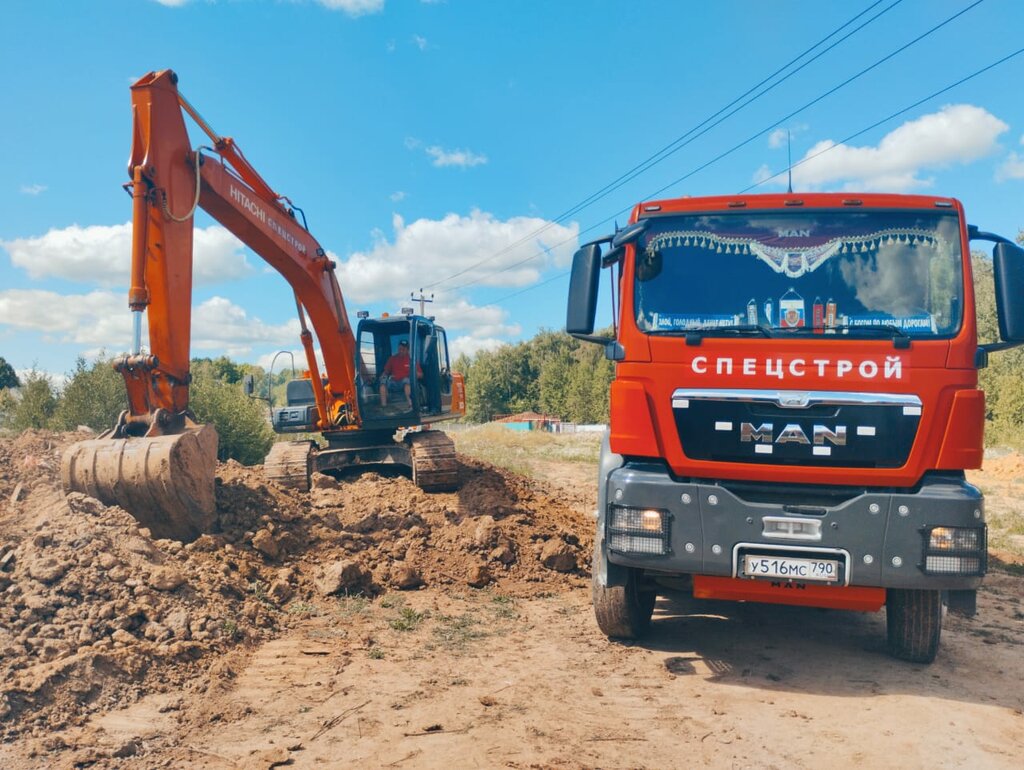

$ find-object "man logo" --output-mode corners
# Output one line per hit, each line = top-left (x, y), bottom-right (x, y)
(740, 422), (847, 446)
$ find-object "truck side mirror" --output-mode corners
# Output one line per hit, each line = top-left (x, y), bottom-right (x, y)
(993, 241), (1024, 342)
(566, 243), (602, 336)
(242, 374), (255, 396)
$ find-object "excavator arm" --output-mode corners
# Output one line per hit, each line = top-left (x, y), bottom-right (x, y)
(62, 69), (363, 539)
(121, 69), (359, 433)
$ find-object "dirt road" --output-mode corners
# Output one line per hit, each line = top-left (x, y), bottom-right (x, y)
(1, 430), (1022, 768)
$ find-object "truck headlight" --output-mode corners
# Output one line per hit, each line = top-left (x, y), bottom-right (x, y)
(922, 526), (986, 576)
(928, 527), (980, 551)
(608, 506), (671, 556)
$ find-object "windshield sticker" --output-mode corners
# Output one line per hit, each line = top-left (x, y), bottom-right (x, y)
(846, 313), (936, 332)
(651, 313), (739, 330)
(646, 228), (946, 279)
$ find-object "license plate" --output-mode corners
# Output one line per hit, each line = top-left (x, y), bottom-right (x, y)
(742, 554), (840, 583)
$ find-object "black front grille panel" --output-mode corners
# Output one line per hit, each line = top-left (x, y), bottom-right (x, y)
(673, 393), (920, 468)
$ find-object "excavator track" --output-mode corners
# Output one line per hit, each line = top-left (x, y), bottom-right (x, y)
(264, 440), (316, 492)
(406, 430), (459, 492)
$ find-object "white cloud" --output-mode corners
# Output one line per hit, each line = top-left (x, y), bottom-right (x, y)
(768, 129), (788, 150)
(413, 34), (429, 51)
(1, 222), (252, 287)
(19, 184), (47, 196)
(315, 0), (385, 15)
(425, 145), (488, 168)
(776, 104), (1008, 192)
(997, 153), (1024, 181)
(389, 190), (407, 202)
(448, 335), (506, 361)
(152, 0), (385, 15)
(334, 209), (579, 303)
(767, 123), (808, 150)
(191, 296), (300, 356)
(432, 297), (520, 338)
(0, 289), (297, 358)
(996, 135), (1024, 181)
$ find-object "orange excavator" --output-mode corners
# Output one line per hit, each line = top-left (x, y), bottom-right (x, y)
(61, 70), (465, 540)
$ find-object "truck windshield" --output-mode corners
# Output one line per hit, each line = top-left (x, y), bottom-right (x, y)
(633, 209), (963, 338)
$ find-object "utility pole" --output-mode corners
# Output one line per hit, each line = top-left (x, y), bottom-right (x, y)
(411, 289), (434, 316)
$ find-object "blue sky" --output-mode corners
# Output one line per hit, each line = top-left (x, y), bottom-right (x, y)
(1, 0), (1022, 379)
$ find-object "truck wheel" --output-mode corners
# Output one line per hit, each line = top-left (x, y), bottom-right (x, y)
(885, 589), (942, 663)
(592, 566), (657, 640)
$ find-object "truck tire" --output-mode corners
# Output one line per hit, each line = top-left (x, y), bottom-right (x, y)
(885, 588), (942, 663)
(592, 565), (657, 640)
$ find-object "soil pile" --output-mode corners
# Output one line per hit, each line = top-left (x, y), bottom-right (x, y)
(977, 452), (1024, 482)
(0, 430), (591, 741)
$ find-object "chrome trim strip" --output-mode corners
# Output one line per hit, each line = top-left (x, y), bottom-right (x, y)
(732, 542), (852, 586)
(671, 388), (922, 409)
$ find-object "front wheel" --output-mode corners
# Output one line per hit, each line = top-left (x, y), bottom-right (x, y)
(592, 561), (657, 640)
(886, 588), (942, 663)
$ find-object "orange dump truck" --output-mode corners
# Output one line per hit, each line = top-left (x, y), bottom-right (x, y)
(567, 192), (1024, 662)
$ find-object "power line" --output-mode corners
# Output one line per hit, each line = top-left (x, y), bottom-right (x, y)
(444, 0), (985, 297)
(740, 46), (1024, 193)
(423, 0), (903, 290)
(441, 42), (1022, 326)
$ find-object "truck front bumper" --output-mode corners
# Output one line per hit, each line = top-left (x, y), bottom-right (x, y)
(600, 464), (986, 591)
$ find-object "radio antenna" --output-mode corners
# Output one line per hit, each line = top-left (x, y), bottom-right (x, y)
(787, 130), (794, 194)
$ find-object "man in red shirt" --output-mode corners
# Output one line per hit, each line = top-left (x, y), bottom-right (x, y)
(379, 339), (422, 409)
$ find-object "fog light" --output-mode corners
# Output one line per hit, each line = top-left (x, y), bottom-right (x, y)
(925, 555), (983, 574)
(922, 526), (986, 577)
(928, 527), (979, 551)
(608, 505), (670, 556)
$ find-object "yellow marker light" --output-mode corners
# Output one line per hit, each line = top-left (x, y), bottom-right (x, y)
(641, 510), (663, 532)
(929, 527), (954, 550)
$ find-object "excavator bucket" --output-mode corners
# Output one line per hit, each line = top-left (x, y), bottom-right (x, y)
(61, 424), (218, 542)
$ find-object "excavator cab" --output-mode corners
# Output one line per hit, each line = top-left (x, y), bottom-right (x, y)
(353, 314), (455, 426)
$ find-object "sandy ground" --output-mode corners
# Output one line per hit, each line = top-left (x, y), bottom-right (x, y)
(1, 431), (1022, 769)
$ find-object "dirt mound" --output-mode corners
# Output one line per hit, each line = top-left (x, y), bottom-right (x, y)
(0, 431), (591, 741)
(977, 452), (1024, 481)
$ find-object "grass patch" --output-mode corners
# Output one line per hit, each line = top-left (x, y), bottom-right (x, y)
(389, 606), (427, 632)
(337, 594), (371, 617)
(286, 601), (321, 617)
(490, 594), (520, 620)
(451, 424), (602, 473)
(431, 612), (487, 650)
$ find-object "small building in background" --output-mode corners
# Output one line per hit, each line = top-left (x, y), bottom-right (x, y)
(492, 411), (561, 432)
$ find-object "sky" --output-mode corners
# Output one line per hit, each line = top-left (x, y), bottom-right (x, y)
(1, 0), (1023, 381)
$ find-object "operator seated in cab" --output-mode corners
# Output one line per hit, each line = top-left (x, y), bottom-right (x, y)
(379, 339), (422, 409)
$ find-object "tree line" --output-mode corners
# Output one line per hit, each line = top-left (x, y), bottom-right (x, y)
(0, 356), (275, 465)
(454, 329), (614, 424)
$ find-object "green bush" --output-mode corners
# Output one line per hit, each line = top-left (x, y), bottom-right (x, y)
(189, 360), (275, 465)
(0, 369), (57, 431)
(52, 356), (125, 432)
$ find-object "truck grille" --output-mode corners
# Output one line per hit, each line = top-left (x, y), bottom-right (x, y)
(671, 389), (921, 468)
